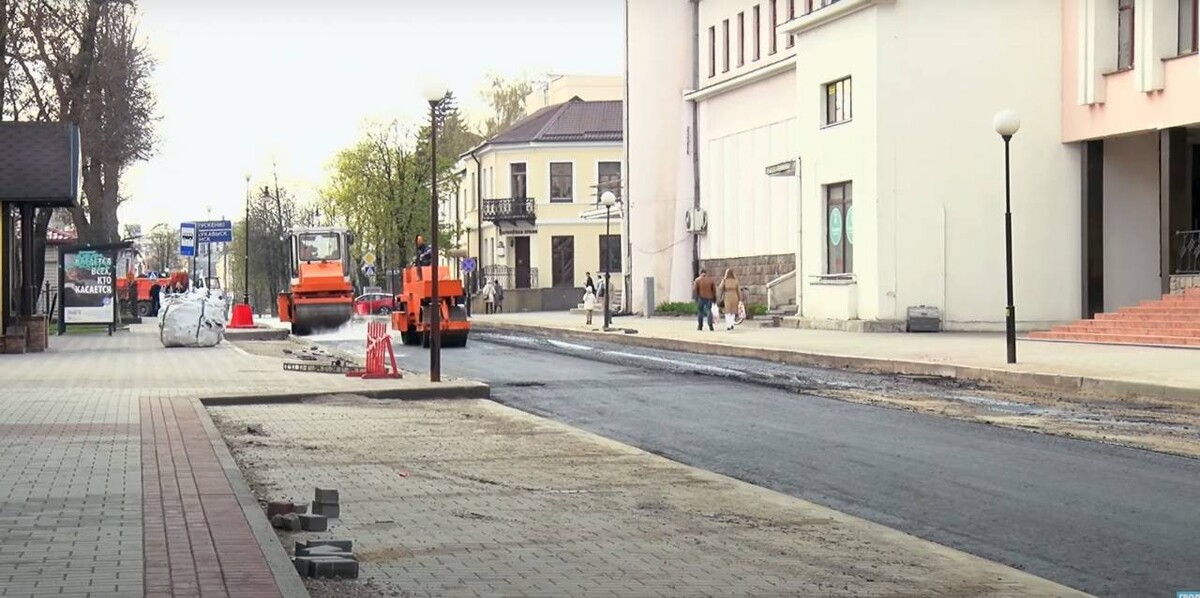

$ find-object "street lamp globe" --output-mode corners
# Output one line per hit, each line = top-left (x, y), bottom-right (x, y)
(422, 80), (449, 105)
(601, 191), (617, 207)
(993, 109), (1021, 138)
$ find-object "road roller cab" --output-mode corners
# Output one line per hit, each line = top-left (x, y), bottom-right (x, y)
(277, 227), (355, 335)
(391, 265), (470, 348)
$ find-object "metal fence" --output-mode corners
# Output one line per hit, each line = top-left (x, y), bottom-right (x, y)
(480, 265), (538, 290)
(1177, 230), (1200, 274)
(482, 198), (536, 221)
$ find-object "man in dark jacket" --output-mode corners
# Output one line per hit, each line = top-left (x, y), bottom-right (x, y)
(693, 269), (717, 331)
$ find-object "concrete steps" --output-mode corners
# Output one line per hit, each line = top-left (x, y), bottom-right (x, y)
(1029, 288), (1200, 348)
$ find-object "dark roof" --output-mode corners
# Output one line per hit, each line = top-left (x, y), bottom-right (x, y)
(487, 97), (623, 146)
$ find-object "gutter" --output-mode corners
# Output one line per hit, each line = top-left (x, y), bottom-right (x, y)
(690, 0), (701, 280)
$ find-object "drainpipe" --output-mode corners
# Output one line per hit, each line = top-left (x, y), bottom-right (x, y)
(690, 0), (702, 280)
(623, 0), (633, 313)
(470, 149), (483, 291)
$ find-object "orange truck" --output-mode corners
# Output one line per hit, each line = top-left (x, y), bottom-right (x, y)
(391, 265), (470, 348)
(117, 271), (188, 316)
(276, 227), (356, 335)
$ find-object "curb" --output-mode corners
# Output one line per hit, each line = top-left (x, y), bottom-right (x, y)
(200, 382), (492, 406)
(190, 400), (311, 598)
(474, 321), (1200, 402)
(225, 328), (291, 342)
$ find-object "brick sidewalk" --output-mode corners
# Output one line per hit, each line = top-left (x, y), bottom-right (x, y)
(0, 324), (458, 598)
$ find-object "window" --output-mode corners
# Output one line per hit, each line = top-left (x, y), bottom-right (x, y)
(599, 234), (621, 273)
(598, 162), (622, 200)
(550, 162), (573, 202)
(551, 235), (575, 287)
(825, 182), (853, 274)
(738, 12), (746, 67)
(824, 77), (852, 125)
(1118, 0), (1135, 70)
(708, 26), (716, 78)
(298, 233), (341, 262)
(787, 0), (796, 48)
(753, 5), (761, 61)
(723, 19), (730, 72)
(1181, 0), (1198, 54)
(510, 163), (527, 199)
(770, 0), (778, 55)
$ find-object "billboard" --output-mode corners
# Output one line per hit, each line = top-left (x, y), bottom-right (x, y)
(59, 248), (117, 325)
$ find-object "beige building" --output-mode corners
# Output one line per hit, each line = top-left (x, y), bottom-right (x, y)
(455, 78), (624, 311)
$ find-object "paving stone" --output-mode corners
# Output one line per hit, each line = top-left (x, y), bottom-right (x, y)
(270, 513), (301, 532)
(313, 487), (339, 505)
(266, 501), (295, 518)
(298, 513), (328, 532)
(311, 502), (340, 518)
(296, 541), (353, 555)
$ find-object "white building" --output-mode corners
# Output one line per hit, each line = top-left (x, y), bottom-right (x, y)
(627, 0), (1087, 331)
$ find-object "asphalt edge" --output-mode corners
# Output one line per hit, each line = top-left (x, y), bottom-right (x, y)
(474, 399), (1091, 597)
(199, 382), (491, 407)
(474, 321), (1199, 402)
(189, 399), (312, 598)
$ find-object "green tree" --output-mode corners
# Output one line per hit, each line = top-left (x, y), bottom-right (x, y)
(481, 75), (532, 138)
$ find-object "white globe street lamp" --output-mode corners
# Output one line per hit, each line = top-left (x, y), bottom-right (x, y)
(993, 109), (1020, 364)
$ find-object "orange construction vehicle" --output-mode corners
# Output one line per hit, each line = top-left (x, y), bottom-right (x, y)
(276, 226), (356, 335)
(117, 271), (188, 316)
(391, 265), (470, 347)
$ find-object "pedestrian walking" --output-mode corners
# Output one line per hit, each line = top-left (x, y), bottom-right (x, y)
(494, 280), (505, 313)
(720, 268), (742, 331)
(582, 286), (597, 326)
(584, 272), (595, 294)
(693, 269), (717, 331)
(482, 279), (496, 314)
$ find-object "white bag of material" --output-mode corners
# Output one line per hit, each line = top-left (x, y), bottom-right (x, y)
(159, 290), (228, 348)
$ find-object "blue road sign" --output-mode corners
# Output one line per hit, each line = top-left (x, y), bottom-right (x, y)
(195, 220), (233, 243)
(462, 257), (477, 273)
(180, 223), (196, 257)
(362, 264), (377, 277)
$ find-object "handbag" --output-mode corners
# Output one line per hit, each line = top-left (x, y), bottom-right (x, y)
(710, 303), (720, 322)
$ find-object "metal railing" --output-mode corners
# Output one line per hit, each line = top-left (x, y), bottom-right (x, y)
(480, 265), (538, 290)
(765, 270), (797, 310)
(1177, 230), (1200, 274)
(482, 198), (537, 222)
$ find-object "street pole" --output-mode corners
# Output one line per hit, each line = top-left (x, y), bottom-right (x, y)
(604, 203), (612, 330)
(1003, 136), (1016, 364)
(243, 174), (251, 305)
(993, 109), (1020, 365)
(428, 95), (442, 383)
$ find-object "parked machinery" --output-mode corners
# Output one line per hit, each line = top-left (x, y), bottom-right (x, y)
(276, 227), (355, 336)
(391, 265), (470, 348)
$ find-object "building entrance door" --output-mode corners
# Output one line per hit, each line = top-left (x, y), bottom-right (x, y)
(514, 236), (531, 289)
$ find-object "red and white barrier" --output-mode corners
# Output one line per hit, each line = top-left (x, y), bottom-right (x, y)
(346, 320), (402, 379)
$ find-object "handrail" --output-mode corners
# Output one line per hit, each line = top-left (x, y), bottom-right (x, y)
(765, 270), (796, 309)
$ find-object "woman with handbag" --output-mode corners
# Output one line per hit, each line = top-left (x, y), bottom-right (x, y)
(720, 269), (742, 331)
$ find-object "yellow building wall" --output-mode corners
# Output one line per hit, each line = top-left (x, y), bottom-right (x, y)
(457, 144), (623, 290)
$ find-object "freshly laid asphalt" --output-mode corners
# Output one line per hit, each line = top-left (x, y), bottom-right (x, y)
(318, 329), (1200, 597)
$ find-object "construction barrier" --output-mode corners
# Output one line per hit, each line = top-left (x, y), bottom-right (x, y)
(346, 320), (402, 379)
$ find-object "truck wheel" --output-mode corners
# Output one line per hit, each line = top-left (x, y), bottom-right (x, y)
(401, 324), (421, 346)
(137, 301), (153, 317)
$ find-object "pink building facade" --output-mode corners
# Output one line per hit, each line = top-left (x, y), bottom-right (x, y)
(1063, 0), (1200, 316)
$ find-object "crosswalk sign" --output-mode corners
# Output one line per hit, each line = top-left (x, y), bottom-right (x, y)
(362, 264), (376, 277)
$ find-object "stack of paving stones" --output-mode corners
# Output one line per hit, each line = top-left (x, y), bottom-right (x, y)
(268, 497), (328, 532)
(292, 540), (359, 579)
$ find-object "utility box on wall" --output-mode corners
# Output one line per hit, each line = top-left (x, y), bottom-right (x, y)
(906, 306), (942, 333)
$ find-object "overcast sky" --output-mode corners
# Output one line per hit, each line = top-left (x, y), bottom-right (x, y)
(120, 0), (624, 231)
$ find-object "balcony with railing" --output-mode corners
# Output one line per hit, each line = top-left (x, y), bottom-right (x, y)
(482, 198), (536, 226)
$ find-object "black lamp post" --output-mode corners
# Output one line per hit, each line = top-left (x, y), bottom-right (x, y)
(600, 191), (619, 330)
(423, 82), (449, 382)
(994, 109), (1021, 364)
(243, 172), (251, 305)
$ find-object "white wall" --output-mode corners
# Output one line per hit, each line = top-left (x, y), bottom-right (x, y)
(1102, 132), (1162, 311)
(627, 0), (697, 306)
(699, 0), (794, 87)
(791, 6), (880, 320)
(698, 69), (798, 261)
(874, 0), (1081, 329)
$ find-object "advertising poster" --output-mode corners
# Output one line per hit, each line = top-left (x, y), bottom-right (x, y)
(61, 249), (116, 324)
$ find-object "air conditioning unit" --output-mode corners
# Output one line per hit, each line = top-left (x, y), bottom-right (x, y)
(684, 208), (708, 233)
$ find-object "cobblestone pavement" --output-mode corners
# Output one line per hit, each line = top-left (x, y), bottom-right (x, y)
(210, 396), (1089, 598)
(0, 324), (444, 598)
